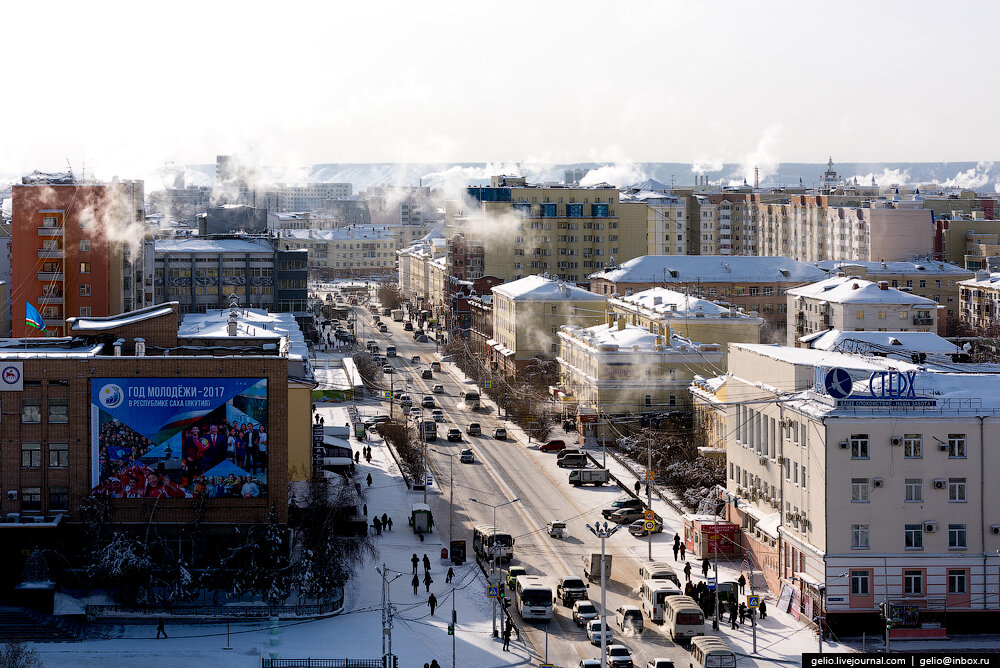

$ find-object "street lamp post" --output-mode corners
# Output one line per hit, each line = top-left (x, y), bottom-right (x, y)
(586, 520), (621, 668)
(469, 496), (520, 638)
(376, 564), (403, 667)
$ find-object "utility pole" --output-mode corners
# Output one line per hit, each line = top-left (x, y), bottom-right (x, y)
(469, 497), (519, 638)
(587, 520), (621, 668)
(376, 564), (402, 668)
(647, 436), (653, 561)
(713, 511), (720, 630)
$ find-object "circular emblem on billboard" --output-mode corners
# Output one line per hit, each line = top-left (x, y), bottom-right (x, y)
(1, 366), (20, 386)
(99, 384), (125, 408)
(824, 368), (853, 399)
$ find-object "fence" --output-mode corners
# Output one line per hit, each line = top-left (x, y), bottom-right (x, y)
(261, 660), (383, 668)
(87, 601), (339, 619)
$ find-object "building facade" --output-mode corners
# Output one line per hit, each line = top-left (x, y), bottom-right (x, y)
(280, 226), (398, 278)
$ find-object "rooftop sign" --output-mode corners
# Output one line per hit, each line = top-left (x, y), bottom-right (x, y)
(822, 367), (937, 408)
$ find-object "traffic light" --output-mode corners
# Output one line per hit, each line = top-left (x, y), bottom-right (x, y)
(393, 656), (398, 668)
(447, 624), (454, 635)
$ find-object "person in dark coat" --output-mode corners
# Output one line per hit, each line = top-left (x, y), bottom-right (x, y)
(634, 480), (641, 495)
(423, 571), (433, 592)
(411, 554), (419, 574)
(382, 512), (389, 528)
(759, 599), (767, 619)
(502, 623), (511, 651)
(423, 554), (431, 572)
(446, 567), (454, 584)
(679, 542), (686, 560)
(156, 617), (167, 638)
(739, 602), (747, 625)
(366, 473), (373, 487)
(729, 600), (739, 629)
(430, 661), (440, 668)
(387, 516), (393, 531)
(685, 581), (694, 597)
(427, 593), (438, 615)
(738, 573), (747, 593)
(684, 561), (692, 582)
(411, 574), (420, 595)
(672, 543), (679, 561)
(702, 558), (711, 579)
(674, 533), (681, 549)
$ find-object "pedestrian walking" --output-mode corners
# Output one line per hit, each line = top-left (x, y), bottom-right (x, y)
(427, 593), (438, 615)
(363, 504), (368, 516)
(679, 542), (686, 560)
(411, 553), (419, 574)
(365, 450), (372, 464)
(672, 543), (679, 561)
(739, 602), (747, 625)
(502, 624), (511, 651)
(729, 600), (739, 629)
(446, 566), (454, 583)
(633, 480), (641, 495)
(759, 599), (767, 619)
(423, 554), (431, 572)
(423, 571), (433, 592)
(387, 517), (393, 531)
(673, 533), (681, 549)
(373, 516), (382, 535)
(354, 451), (360, 464)
(411, 574), (420, 595)
(684, 581), (694, 597)
(366, 473), (373, 487)
(382, 512), (388, 528)
(684, 561), (692, 582)
(738, 573), (746, 593)
(702, 558), (710, 579)
(156, 618), (167, 639)
(430, 661), (441, 668)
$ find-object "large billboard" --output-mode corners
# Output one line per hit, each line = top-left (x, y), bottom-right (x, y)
(91, 378), (268, 499)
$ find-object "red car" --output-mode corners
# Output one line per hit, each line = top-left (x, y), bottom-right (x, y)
(539, 439), (567, 452)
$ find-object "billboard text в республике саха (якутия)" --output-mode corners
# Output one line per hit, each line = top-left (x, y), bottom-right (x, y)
(90, 378), (268, 499)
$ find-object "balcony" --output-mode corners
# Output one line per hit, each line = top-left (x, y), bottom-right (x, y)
(37, 249), (62, 258)
(37, 272), (63, 281)
(38, 295), (63, 305)
(37, 227), (63, 236)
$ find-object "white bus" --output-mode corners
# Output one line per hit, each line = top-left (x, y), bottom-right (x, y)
(472, 524), (514, 563)
(663, 595), (705, 642)
(640, 578), (683, 623)
(464, 390), (481, 410)
(689, 636), (737, 668)
(514, 575), (553, 621)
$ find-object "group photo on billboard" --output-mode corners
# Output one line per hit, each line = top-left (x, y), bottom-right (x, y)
(90, 378), (268, 499)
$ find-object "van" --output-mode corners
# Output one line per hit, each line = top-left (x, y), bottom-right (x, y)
(663, 595), (705, 642)
(615, 605), (644, 633)
(689, 636), (736, 668)
(557, 453), (589, 468)
(639, 562), (681, 588)
(568, 468), (610, 486)
(640, 578), (683, 623)
(385, 346), (396, 357)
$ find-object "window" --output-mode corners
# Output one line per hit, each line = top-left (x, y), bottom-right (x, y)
(21, 487), (41, 512)
(80, 262), (91, 273)
(948, 569), (967, 594)
(49, 486), (68, 510)
(21, 442), (41, 468)
(904, 434), (922, 458)
(851, 570), (870, 594)
(904, 478), (923, 502)
(79, 240), (91, 252)
(21, 398), (41, 423)
(644, 395), (652, 407)
(763, 286), (774, 296)
(80, 307), (91, 317)
(801, 466), (806, 489)
(949, 524), (967, 550)
(48, 398), (68, 423)
(904, 570), (923, 594)
(49, 442), (68, 468)
(851, 478), (869, 503)
(878, 311), (886, 319)
(794, 462), (799, 484)
(904, 524), (924, 550)
(948, 434), (966, 458)
(850, 434), (869, 459)
(80, 284), (91, 296)
(856, 310), (864, 319)
(851, 524), (869, 549)
(899, 311), (908, 319)
(949, 478), (967, 502)
(42, 216), (58, 226)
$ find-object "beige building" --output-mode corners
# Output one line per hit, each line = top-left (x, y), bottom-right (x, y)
(607, 287), (762, 364)
(937, 215), (1000, 267)
(958, 270), (1000, 329)
(397, 238), (447, 306)
(281, 226), (398, 278)
(558, 320), (723, 441)
(787, 276), (940, 346)
(619, 190), (687, 255)
(490, 274), (607, 376)
(692, 342), (1000, 632)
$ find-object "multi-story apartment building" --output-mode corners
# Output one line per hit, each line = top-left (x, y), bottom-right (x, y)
(148, 185), (212, 223)
(270, 183), (352, 211)
(813, 260), (972, 318)
(787, 276), (940, 346)
(706, 193), (756, 255)
(362, 185), (436, 226)
(619, 190), (687, 255)
(934, 213), (1000, 267)
(958, 270), (1000, 329)
(280, 226), (397, 278)
(490, 274), (607, 376)
(397, 238), (447, 304)
(589, 255), (828, 341)
(558, 320), (724, 441)
(692, 342), (1000, 634)
(11, 171), (146, 337)
(266, 211), (340, 231)
(752, 194), (933, 262)
(607, 287), (762, 364)
(448, 176), (648, 284)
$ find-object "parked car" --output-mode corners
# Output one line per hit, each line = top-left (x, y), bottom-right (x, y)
(431, 361), (442, 372)
(421, 369), (433, 379)
(416, 335), (429, 342)
(431, 409), (445, 422)
(433, 384), (444, 394)
(467, 422), (482, 436)
(610, 507), (646, 524)
(572, 600), (599, 626)
(364, 415), (391, 427)
(615, 605), (644, 633)
(422, 396), (435, 408)
(460, 448), (475, 463)
(539, 439), (567, 452)
(493, 427), (507, 440)
(447, 428), (462, 442)
(505, 566), (527, 589)
(602, 497), (643, 520)
(605, 644), (634, 668)
(646, 660), (676, 668)
(628, 518), (663, 536)
(586, 619), (613, 646)
(556, 448), (584, 461)
(404, 321), (414, 331)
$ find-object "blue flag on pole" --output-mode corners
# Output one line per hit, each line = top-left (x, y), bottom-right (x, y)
(25, 302), (45, 330)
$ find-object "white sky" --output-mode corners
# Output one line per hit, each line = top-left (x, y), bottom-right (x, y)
(4, 0), (998, 181)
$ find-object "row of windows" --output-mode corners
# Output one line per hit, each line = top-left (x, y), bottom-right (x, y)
(851, 524), (968, 551)
(21, 442), (68, 468)
(18, 486), (68, 511)
(850, 568), (968, 596)
(21, 398), (68, 424)
(851, 477), (966, 503)
(849, 433), (966, 459)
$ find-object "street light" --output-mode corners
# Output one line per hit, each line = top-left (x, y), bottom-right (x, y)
(586, 520), (621, 668)
(469, 496), (520, 637)
(375, 564), (403, 667)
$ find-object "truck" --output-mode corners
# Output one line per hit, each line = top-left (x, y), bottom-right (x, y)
(569, 468), (610, 486)
(583, 551), (613, 583)
(391, 309), (404, 322)
(555, 576), (589, 607)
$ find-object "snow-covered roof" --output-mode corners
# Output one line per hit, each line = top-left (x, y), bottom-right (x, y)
(69, 303), (177, 332)
(0, 341), (103, 359)
(959, 271), (1000, 287)
(621, 190), (681, 204)
(814, 259), (972, 276)
(804, 330), (961, 354)
(560, 322), (720, 354)
(614, 287), (748, 318)
(283, 226), (394, 241)
(179, 308), (309, 362)
(787, 276), (937, 305)
(155, 238), (273, 254)
(590, 255), (828, 284)
(492, 275), (607, 302)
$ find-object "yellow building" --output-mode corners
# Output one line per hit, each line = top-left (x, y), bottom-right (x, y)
(490, 274), (607, 376)
(282, 226), (398, 278)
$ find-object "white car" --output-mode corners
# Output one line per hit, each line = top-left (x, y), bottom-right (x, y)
(432, 384), (445, 394)
(605, 644), (633, 668)
(646, 660), (676, 668)
(586, 619), (613, 646)
(572, 600), (599, 626)
(409, 407), (421, 418)
(431, 409), (445, 422)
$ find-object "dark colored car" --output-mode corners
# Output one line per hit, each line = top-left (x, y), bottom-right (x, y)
(421, 369), (433, 379)
(447, 428), (462, 442)
(404, 322), (414, 331)
(539, 439), (567, 452)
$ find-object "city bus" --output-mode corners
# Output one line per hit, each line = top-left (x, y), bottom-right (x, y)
(689, 636), (737, 668)
(514, 575), (553, 622)
(640, 578), (683, 623)
(472, 524), (514, 563)
(663, 595), (705, 642)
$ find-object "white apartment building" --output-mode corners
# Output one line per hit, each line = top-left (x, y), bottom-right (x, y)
(266, 210), (340, 231)
(274, 183), (352, 211)
(787, 275), (940, 346)
(692, 342), (1000, 634)
(280, 226), (397, 277)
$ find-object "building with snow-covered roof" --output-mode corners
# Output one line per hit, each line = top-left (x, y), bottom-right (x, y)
(490, 274), (607, 376)
(957, 269), (1000, 330)
(590, 255), (829, 341)
(279, 226), (397, 278)
(608, 287), (761, 363)
(691, 341), (1000, 634)
(800, 329), (961, 356)
(787, 275), (940, 346)
(558, 320), (723, 441)
(620, 190), (687, 255)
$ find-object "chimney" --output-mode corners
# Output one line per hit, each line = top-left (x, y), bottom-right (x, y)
(135, 338), (146, 357)
(113, 338), (124, 357)
(878, 281), (889, 290)
(852, 283), (860, 290)
(653, 296), (662, 305)
(227, 313), (238, 337)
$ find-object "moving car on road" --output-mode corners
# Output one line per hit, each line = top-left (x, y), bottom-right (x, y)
(467, 422), (481, 436)
(422, 396), (435, 408)
(460, 448), (475, 463)
(586, 619), (613, 646)
(572, 600), (599, 626)
(628, 517), (663, 536)
(605, 644), (634, 668)
(447, 428), (462, 442)
(430, 361), (442, 372)
(421, 369), (433, 379)
(493, 427), (507, 440)
(433, 384), (444, 393)
(431, 409), (444, 422)
(505, 565), (527, 590)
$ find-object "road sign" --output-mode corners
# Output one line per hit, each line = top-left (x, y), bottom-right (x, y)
(484, 380), (492, 389)
(540, 664), (555, 668)
(707, 576), (716, 590)
(487, 574), (501, 586)
(526, 414), (535, 421)
(643, 510), (656, 521)
(747, 595), (760, 608)
(487, 585), (499, 598)
(644, 521), (656, 531)
(425, 475), (434, 487)
(645, 469), (656, 481)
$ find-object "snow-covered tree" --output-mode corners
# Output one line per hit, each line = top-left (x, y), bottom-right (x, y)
(0, 640), (41, 668)
(86, 532), (157, 605)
